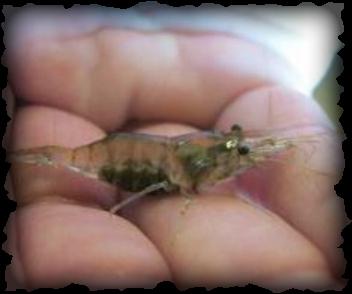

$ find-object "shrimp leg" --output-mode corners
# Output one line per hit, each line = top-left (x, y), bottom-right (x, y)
(109, 181), (170, 214)
(180, 189), (194, 215)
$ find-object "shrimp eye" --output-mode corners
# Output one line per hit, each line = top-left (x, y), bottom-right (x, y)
(238, 144), (250, 155)
(231, 124), (242, 132)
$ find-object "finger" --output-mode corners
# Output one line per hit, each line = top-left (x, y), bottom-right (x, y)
(10, 105), (106, 149)
(5, 202), (170, 289)
(124, 192), (337, 290)
(216, 85), (346, 277)
(6, 9), (297, 131)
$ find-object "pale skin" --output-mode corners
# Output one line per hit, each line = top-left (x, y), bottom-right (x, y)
(5, 8), (345, 290)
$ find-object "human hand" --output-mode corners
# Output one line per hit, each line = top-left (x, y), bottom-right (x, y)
(5, 7), (345, 290)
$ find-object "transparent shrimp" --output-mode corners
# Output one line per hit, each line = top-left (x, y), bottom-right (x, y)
(8, 124), (342, 213)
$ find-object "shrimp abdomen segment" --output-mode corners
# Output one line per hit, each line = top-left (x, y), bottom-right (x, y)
(92, 135), (180, 192)
(68, 134), (169, 176)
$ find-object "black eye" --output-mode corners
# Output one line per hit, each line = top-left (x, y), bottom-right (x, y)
(231, 124), (242, 132)
(238, 144), (250, 155)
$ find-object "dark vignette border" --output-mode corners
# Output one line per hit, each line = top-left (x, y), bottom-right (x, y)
(338, 2), (351, 292)
(1, 4), (17, 293)
(0, 3), (349, 293)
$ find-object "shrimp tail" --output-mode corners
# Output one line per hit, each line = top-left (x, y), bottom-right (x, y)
(7, 146), (73, 168)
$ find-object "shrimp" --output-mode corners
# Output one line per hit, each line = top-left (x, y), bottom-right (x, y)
(8, 124), (326, 213)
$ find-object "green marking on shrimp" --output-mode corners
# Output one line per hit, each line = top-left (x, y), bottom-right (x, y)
(99, 160), (178, 193)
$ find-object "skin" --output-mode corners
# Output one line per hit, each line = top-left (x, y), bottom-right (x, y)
(4, 9), (346, 290)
